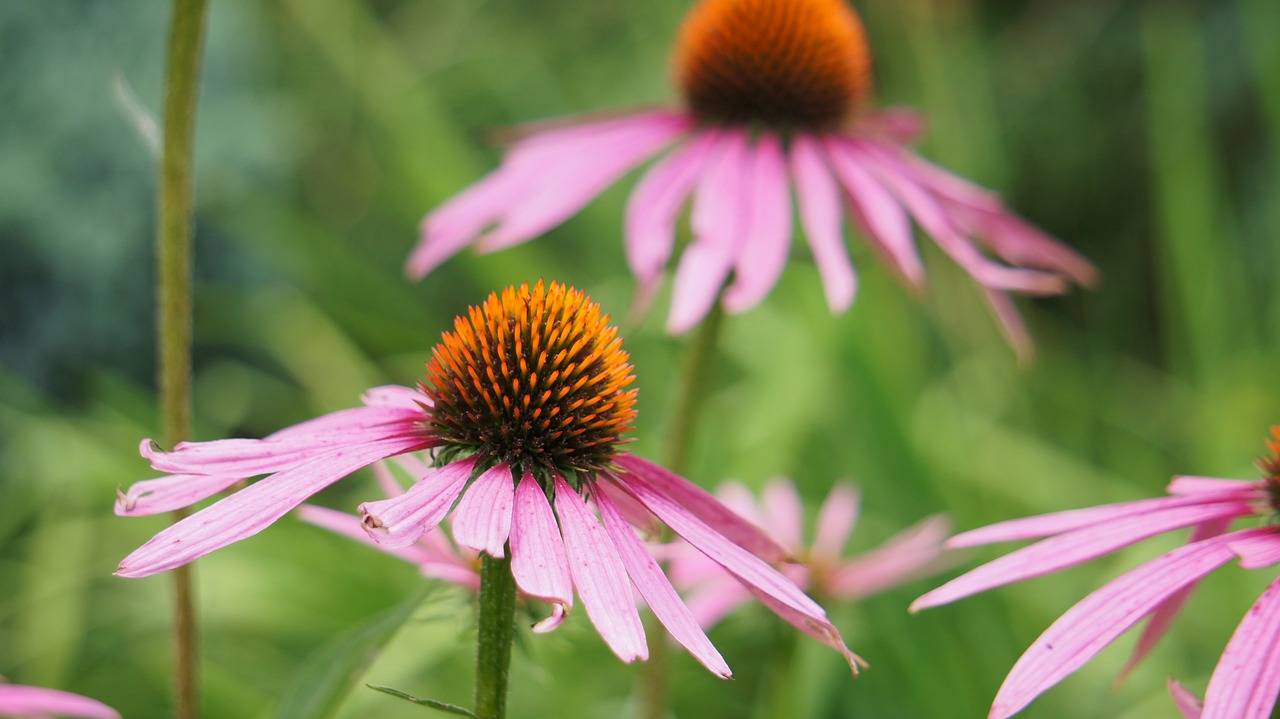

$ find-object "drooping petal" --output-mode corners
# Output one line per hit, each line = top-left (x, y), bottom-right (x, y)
(593, 480), (731, 677)
(0, 684), (121, 719)
(822, 136), (923, 284)
(790, 134), (857, 311)
(625, 130), (718, 288)
(812, 484), (860, 560)
(829, 514), (951, 599)
(296, 504), (435, 567)
(982, 288), (1034, 363)
(117, 435), (432, 577)
(452, 463), (515, 558)
(1201, 575), (1280, 719)
(760, 479), (804, 552)
(1169, 679), (1204, 719)
(989, 530), (1263, 719)
(509, 472), (573, 628)
(1230, 531), (1280, 569)
(553, 475), (648, 663)
(358, 457), (476, 549)
(115, 472), (244, 517)
(912, 501), (1254, 611)
(408, 170), (525, 279)
(723, 132), (793, 314)
(614, 456), (787, 562)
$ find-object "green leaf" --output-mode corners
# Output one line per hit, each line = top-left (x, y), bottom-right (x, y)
(271, 586), (432, 719)
(366, 684), (480, 717)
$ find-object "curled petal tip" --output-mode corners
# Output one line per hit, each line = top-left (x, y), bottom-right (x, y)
(531, 603), (569, 634)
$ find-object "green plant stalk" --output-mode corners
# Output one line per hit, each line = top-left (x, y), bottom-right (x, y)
(475, 553), (517, 719)
(157, 1), (209, 718)
(640, 300), (727, 719)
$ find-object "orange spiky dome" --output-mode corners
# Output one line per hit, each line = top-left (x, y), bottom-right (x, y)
(675, 0), (874, 129)
(421, 281), (638, 477)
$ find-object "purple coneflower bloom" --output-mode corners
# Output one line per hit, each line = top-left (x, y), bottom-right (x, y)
(662, 479), (949, 628)
(409, 0), (1095, 351)
(116, 281), (859, 676)
(912, 428), (1280, 719)
(0, 679), (119, 719)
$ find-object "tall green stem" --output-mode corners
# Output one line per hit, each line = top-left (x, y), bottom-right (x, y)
(157, 1), (209, 718)
(640, 301), (727, 719)
(475, 554), (517, 719)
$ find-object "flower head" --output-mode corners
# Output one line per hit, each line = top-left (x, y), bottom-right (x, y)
(0, 679), (119, 719)
(409, 0), (1095, 354)
(663, 479), (950, 628)
(912, 426), (1280, 719)
(117, 281), (858, 676)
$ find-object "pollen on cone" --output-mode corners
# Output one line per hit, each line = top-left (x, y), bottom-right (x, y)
(675, 0), (874, 128)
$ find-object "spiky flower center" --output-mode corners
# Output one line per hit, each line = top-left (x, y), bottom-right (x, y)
(421, 281), (638, 478)
(1261, 426), (1280, 512)
(675, 0), (874, 129)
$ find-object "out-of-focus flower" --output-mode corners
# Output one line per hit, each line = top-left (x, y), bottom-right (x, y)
(912, 427), (1280, 719)
(0, 678), (119, 719)
(116, 281), (859, 676)
(409, 0), (1095, 353)
(662, 479), (949, 628)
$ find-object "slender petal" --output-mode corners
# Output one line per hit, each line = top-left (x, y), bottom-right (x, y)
(0, 685), (120, 719)
(790, 134), (857, 311)
(1230, 531), (1280, 569)
(989, 531), (1263, 719)
(829, 515), (951, 598)
(594, 480), (731, 677)
(297, 504), (435, 567)
(118, 435), (432, 577)
(1201, 575), (1280, 719)
(409, 170), (525, 279)
(1167, 476), (1260, 495)
(509, 472), (573, 629)
(358, 457), (476, 549)
(115, 472), (244, 516)
(625, 130), (718, 288)
(553, 475), (648, 663)
(452, 463), (516, 559)
(812, 484), (860, 559)
(760, 479), (803, 551)
(982, 288), (1034, 363)
(723, 132), (793, 313)
(1169, 679), (1204, 719)
(823, 136), (923, 284)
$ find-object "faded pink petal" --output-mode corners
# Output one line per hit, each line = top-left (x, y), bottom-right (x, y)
(0, 684), (120, 719)
(812, 484), (860, 560)
(859, 108), (927, 144)
(723, 132), (792, 314)
(625, 130), (718, 288)
(118, 434), (433, 577)
(829, 514), (951, 598)
(1201, 575), (1280, 719)
(982, 288), (1034, 364)
(553, 475), (648, 663)
(790, 134), (857, 311)
(823, 136), (923, 284)
(594, 481), (730, 677)
(760, 479), (803, 551)
(1169, 678), (1204, 719)
(989, 530), (1263, 719)
(358, 457), (476, 549)
(298, 504), (434, 566)
(451, 463), (515, 558)
(409, 171), (525, 279)
(114, 471), (244, 517)
(509, 472), (573, 628)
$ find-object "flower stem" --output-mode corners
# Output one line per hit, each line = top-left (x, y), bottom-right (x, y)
(475, 553), (517, 719)
(640, 300), (727, 719)
(156, 1), (209, 718)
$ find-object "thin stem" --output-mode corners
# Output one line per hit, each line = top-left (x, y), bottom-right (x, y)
(157, 1), (209, 718)
(640, 300), (727, 719)
(475, 553), (517, 719)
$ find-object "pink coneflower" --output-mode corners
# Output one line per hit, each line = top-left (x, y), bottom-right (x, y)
(0, 679), (119, 719)
(663, 479), (950, 628)
(409, 0), (1095, 351)
(116, 281), (859, 676)
(911, 427), (1280, 719)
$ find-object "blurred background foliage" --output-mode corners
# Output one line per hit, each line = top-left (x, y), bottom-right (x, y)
(1, 0), (1278, 716)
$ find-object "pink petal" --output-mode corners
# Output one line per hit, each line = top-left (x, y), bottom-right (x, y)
(1201, 575), (1280, 719)
(912, 501), (1254, 611)
(0, 685), (120, 719)
(683, 579), (754, 630)
(451, 463), (515, 559)
(1167, 476), (1261, 495)
(1169, 678), (1204, 719)
(615, 471), (861, 671)
(790, 135), (857, 312)
(358, 457), (476, 549)
(829, 514), (950, 599)
(117, 435), (431, 577)
(625, 131), (718, 287)
(812, 484), (861, 560)
(667, 129), (750, 334)
(614, 456), (787, 562)
(857, 108), (928, 144)
(989, 530), (1264, 719)
(964, 208), (1098, 287)
(593, 481), (731, 677)
(1229, 531), (1280, 569)
(982, 288), (1034, 363)
(723, 132), (793, 314)
(115, 472), (244, 517)
(509, 472), (573, 627)
(823, 136), (924, 284)
(408, 170), (525, 279)
(296, 504), (435, 566)
(371, 460), (409, 498)
(760, 479), (803, 552)
(553, 475), (648, 663)
(359, 385), (434, 410)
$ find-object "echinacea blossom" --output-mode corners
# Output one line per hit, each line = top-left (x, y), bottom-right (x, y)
(912, 427), (1280, 719)
(117, 281), (859, 676)
(0, 679), (119, 719)
(409, 0), (1095, 352)
(662, 479), (950, 628)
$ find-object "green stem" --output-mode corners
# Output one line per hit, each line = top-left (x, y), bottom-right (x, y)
(475, 554), (517, 719)
(640, 300), (727, 719)
(157, 1), (209, 718)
